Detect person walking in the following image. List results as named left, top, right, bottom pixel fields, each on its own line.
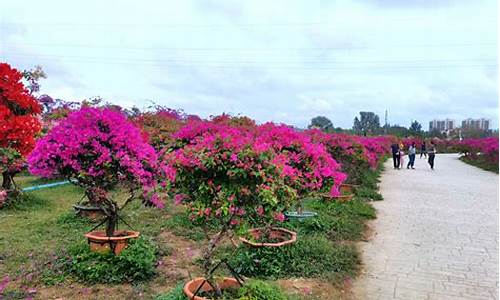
left=407, top=142, right=416, bottom=169
left=420, top=141, right=427, bottom=158
left=399, top=141, right=405, bottom=168
left=427, top=141, right=436, bottom=170
left=391, top=142, right=400, bottom=169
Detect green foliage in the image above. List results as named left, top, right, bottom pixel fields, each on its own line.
left=156, top=280, right=289, bottom=300
left=353, top=112, right=381, bottom=135
left=224, top=236, right=358, bottom=280
left=156, top=283, right=186, bottom=300
left=460, top=156, right=499, bottom=173
left=66, top=237, right=158, bottom=283
left=285, top=198, right=375, bottom=241
left=162, top=213, right=208, bottom=241
left=308, top=116, right=334, bottom=132
left=409, top=120, right=423, bottom=136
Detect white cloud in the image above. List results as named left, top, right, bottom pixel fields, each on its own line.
left=0, top=0, right=497, bottom=128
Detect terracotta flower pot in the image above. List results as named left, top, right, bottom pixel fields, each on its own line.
left=322, top=193, right=355, bottom=203
left=85, top=230, right=140, bottom=255
left=239, top=227, right=297, bottom=248
left=73, top=204, right=105, bottom=221
left=333, top=194, right=355, bottom=203
left=339, top=184, right=359, bottom=194
left=183, top=277, right=240, bottom=300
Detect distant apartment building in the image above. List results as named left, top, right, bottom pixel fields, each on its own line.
left=461, top=118, right=490, bottom=131
left=429, top=119, right=455, bottom=132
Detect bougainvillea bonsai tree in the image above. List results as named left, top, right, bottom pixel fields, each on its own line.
left=0, top=62, right=42, bottom=204
left=28, top=107, right=165, bottom=253
left=163, top=118, right=347, bottom=297
left=163, top=120, right=300, bottom=297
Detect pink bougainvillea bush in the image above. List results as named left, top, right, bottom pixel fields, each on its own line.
left=28, top=107, right=164, bottom=236
left=255, top=123, right=346, bottom=197
left=162, top=118, right=347, bottom=283
left=308, top=130, right=391, bottom=184
left=455, top=137, right=499, bottom=172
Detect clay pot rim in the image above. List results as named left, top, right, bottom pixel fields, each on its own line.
left=321, top=193, right=355, bottom=198
left=340, top=183, right=360, bottom=188
left=183, top=277, right=240, bottom=300
left=85, top=230, right=140, bottom=241
left=239, top=227, right=297, bottom=247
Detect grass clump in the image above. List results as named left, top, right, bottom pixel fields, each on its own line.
left=223, top=235, right=358, bottom=281
left=64, top=237, right=158, bottom=283
left=285, top=198, right=375, bottom=241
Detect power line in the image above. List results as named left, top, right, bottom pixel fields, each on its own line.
left=3, top=53, right=496, bottom=65
left=2, top=15, right=495, bottom=28
left=5, top=42, right=497, bottom=52
left=4, top=53, right=497, bottom=71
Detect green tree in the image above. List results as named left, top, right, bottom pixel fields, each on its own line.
left=409, top=120, right=423, bottom=136
left=308, top=116, right=334, bottom=131
left=353, top=112, right=381, bottom=136
left=387, top=125, right=410, bottom=137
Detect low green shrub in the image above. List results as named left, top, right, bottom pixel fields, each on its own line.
left=156, top=280, right=289, bottom=300
left=223, top=235, right=358, bottom=280
left=66, top=237, right=158, bottom=283
left=285, top=198, right=375, bottom=241
left=355, top=185, right=383, bottom=201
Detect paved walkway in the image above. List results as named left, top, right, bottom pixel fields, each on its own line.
left=353, top=154, right=499, bottom=300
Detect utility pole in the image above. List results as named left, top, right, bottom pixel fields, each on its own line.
left=384, top=110, right=388, bottom=135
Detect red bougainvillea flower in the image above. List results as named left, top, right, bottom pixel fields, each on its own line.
left=0, top=62, right=42, bottom=156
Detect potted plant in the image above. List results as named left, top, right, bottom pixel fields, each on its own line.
left=0, top=63, right=42, bottom=205
left=28, top=107, right=164, bottom=255
left=163, top=120, right=296, bottom=298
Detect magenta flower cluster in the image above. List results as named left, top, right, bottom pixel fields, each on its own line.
left=457, top=137, right=499, bottom=163
left=163, top=118, right=347, bottom=226
left=307, top=129, right=391, bottom=183
left=28, top=108, right=163, bottom=207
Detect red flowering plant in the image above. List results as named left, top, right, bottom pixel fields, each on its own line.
left=163, top=119, right=296, bottom=277
left=28, top=107, right=164, bottom=237
left=0, top=62, right=42, bottom=202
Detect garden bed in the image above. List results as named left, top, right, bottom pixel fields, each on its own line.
left=1, top=165, right=383, bottom=299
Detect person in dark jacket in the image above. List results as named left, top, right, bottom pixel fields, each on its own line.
left=391, top=142, right=400, bottom=169
left=427, top=141, right=436, bottom=170
left=420, top=141, right=427, bottom=158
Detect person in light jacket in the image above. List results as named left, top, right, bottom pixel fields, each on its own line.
left=407, top=142, right=416, bottom=169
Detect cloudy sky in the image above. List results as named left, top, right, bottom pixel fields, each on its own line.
left=1, top=0, right=498, bottom=129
